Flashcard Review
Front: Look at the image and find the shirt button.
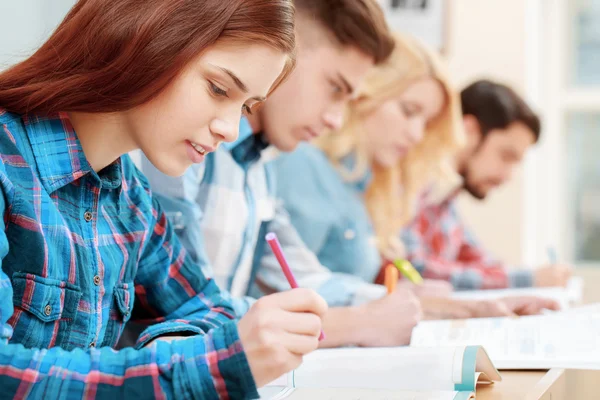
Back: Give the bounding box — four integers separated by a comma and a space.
83, 211, 93, 222
44, 304, 52, 316
344, 229, 356, 240
93, 275, 101, 286
89, 341, 96, 348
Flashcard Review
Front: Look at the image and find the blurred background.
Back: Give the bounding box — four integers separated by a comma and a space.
1, 0, 599, 281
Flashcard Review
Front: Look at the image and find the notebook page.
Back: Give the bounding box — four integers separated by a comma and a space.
545, 302, 600, 316
475, 350, 502, 384
291, 347, 461, 391
267, 388, 473, 400
450, 277, 583, 309
411, 312, 600, 370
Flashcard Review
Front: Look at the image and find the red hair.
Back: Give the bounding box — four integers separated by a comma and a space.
0, 0, 295, 115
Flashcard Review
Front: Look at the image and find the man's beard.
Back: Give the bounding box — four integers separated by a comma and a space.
460, 168, 488, 200
462, 179, 487, 200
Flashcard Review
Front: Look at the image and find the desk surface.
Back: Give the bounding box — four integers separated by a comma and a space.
478, 369, 565, 400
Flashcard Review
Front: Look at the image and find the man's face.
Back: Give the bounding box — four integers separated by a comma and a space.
461, 121, 536, 199
258, 37, 375, 152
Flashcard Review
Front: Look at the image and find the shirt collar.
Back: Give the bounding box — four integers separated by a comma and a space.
229, 117, 272, 165
24, 112, 124, 194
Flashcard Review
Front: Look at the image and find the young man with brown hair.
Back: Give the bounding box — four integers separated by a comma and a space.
143, 0, 427, 348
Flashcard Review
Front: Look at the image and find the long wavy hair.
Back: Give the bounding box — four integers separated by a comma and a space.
316, 32, 464, 254
0, 0, 296, 115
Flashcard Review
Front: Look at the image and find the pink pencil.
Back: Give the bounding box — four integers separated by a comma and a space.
265, 232, 325, 341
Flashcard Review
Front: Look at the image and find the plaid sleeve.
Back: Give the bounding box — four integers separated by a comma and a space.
0, 177, 256, 398
0, 313, 256, 399
131, 189, 241, 344
403, 203, 532, 290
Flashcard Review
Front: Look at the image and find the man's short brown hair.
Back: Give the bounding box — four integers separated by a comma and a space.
294, 0, 395, 64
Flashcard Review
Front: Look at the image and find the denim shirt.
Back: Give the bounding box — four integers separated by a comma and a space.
272, 143, 383, 284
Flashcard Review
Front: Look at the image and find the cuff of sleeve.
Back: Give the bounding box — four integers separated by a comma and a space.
508, 269, 534, 288
450, 270, 483, 290
231, 296, 255, 319
350, 283, 387, 306
316, 277, 387, 307
135, 321, 205, 349
200, 321, 259, 399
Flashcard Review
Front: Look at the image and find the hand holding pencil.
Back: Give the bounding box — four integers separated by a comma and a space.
236, 233, 328, 387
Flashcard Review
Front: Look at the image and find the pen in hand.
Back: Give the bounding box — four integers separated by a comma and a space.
266, 232, 326, 341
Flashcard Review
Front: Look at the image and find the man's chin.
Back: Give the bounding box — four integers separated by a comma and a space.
273, 137, 302, 153
463, 185, 488, 200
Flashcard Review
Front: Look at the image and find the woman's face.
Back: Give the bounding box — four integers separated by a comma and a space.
362, 77, 446, 168
126, 40, 287, 176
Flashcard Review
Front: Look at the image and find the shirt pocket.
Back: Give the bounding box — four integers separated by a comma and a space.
325, 218, 367, 275
9, 273, 81, 350
256, 197, 276, 223
102, 281, 135, 348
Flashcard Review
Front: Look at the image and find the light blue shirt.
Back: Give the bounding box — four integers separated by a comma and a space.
273, 143, 383, 284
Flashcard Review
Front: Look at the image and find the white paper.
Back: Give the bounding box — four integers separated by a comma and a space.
265, 388, 470, 400
544, 302, 600, 316
411, 311, 600, 370
258, 346, 500, 399
291, 347, 458, 391
450, 277, 584, 310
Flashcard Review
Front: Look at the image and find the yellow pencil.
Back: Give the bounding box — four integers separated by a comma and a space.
393, 259, 424, 285
384, 264, 399, 294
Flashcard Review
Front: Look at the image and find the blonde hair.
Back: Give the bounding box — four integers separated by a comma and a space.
315, 32, 464, 254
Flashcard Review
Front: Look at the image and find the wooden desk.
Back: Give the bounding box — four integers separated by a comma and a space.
478, 369, 565, 400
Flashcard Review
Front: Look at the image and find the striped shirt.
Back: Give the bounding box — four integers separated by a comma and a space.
0, 111, 257, 399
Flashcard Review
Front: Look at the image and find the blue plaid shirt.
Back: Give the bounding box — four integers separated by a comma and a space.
0, 111, 257, 399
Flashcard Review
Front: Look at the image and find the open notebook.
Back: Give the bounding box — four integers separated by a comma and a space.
450, 277, 583, 310
411, 304, 600, 370
259, 345, 501, 399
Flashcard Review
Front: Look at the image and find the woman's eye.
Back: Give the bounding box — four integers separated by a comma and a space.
330, 80, 343, 95
209, 81, 228, 97
400, 103, 415, 116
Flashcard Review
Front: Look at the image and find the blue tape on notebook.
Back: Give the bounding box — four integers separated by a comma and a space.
454, 345, 479, 392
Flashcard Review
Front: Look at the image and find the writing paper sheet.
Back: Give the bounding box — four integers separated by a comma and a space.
411, 312, 600, 369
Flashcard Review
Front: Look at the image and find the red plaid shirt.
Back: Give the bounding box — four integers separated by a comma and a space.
402, 190, 534, 290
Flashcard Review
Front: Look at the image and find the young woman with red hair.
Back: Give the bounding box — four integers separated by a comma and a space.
0, 0, 327, 398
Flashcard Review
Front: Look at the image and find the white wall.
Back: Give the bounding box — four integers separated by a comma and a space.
444, 0, 531, 266
0, 0, 75, 68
